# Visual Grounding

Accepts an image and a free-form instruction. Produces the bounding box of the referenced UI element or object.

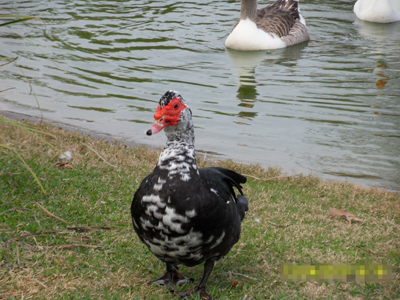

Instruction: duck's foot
[175,285,213,300]
[174,259,215,300]
[149,264,194,287]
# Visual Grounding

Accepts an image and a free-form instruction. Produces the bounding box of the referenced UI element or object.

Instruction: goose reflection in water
[225,42,309,123]
[353,19,400,91]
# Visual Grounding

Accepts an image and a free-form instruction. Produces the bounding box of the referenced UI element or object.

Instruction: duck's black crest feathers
[159,90,185,107]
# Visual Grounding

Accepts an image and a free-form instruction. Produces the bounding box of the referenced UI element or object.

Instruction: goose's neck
[241,0,258,21]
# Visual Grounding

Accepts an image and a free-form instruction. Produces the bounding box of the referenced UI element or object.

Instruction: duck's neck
[156,124,198,182]
[241,0,258,21]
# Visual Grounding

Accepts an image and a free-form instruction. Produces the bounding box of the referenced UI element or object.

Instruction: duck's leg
[149,263,194,287]
[177,260,215,300]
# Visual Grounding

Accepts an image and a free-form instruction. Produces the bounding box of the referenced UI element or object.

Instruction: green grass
[0,118,399,299]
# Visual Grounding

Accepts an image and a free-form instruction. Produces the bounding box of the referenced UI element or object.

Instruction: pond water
[1,0,399,191]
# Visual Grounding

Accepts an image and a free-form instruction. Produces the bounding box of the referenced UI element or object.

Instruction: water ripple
[1,0,399,190]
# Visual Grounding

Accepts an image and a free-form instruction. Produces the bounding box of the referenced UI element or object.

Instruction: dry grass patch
[0,117,399,299]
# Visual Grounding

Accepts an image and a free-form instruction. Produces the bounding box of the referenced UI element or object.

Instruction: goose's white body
[225,0,309,51]
[225,18,286,50]
[354,0,400,23]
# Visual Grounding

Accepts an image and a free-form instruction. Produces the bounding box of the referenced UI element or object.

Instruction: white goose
[225,0,309,51]
[354,0,400,23]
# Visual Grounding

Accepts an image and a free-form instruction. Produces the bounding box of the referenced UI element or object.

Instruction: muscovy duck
[131,91,249,300]
[225,0,309,50]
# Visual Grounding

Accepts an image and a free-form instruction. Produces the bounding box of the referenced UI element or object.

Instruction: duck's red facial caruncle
[146,98,187,136]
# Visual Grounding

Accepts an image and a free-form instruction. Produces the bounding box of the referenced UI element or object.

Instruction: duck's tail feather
[237,194,249,221]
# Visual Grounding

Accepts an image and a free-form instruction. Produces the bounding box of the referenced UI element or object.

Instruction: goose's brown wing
[256,0,300,38]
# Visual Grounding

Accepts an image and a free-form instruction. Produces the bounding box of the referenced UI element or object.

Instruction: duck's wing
[130,172,158,230]
[199,167,248,220]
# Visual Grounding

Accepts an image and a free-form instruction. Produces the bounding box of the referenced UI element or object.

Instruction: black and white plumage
[131,91,249,300]
[225,0,310,50]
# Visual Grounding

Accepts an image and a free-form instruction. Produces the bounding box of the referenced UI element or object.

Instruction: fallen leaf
[329,207,362,223]
[55,162,73,169]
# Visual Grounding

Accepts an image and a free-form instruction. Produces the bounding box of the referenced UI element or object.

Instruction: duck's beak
[146,99,185,136]
[146,116,169,136]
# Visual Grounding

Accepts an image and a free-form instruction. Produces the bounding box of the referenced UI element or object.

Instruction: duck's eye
[174,104,179,109]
